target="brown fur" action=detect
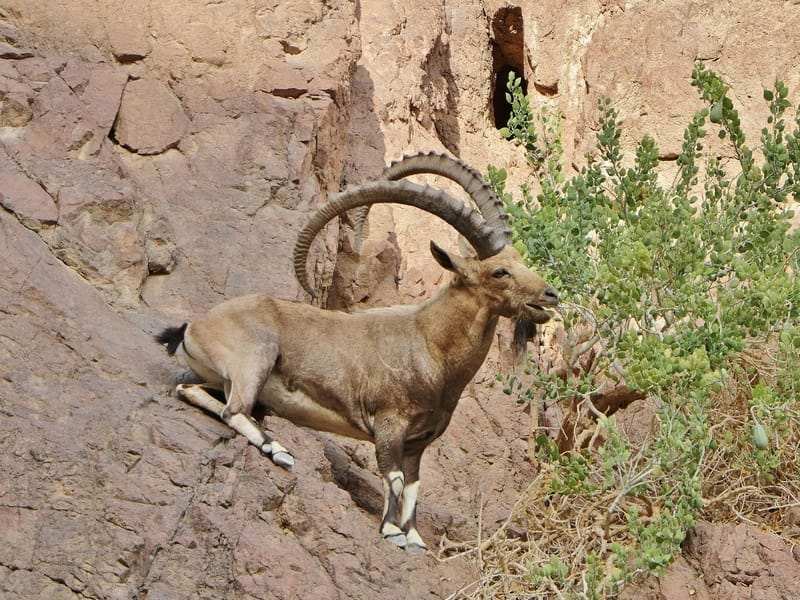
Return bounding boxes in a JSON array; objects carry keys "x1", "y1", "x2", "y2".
[{"x1": 162, "y1": 243, "x2": 558, "y2": 550}]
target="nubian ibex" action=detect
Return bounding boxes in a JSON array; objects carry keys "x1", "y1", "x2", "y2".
[{"x1": 156, "y1": 153, "x2": 559, "y2": 551}]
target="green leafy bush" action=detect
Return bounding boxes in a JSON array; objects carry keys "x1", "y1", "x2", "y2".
[{"x1": 462, "y1": 66, "x2": 800, "y2": 598}]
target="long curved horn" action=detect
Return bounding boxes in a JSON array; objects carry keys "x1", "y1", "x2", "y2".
[
  {"x1": 384, "y1": 151, "x2": 512, "y2": 240},
  {"x1": 350, "y1": 151, "x2": 513, "y2": 249},
  {"x1": 294, "y1": 180, "x2": 506, "y2": 296}
]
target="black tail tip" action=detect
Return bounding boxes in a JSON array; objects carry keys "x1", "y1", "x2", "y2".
[{"x1": 154, "y1": 323, "x2": 188, "y2": 355}]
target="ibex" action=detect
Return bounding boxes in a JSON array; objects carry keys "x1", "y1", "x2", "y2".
[{"x1": 155, "y1": 153, "x2": 559, "y2": 552}]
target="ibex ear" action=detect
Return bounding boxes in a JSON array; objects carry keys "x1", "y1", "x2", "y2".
[{"x1": 430, "y1": 241, "x2": 468, "y2": 276}]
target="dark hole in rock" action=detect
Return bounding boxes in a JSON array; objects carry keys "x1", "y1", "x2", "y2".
[
  {"x1": 490, "y1": 6, "x2": 526, "y2": 130},
  {"x1": 493, "y1": 65, "x2": 528, "y2": 129}
]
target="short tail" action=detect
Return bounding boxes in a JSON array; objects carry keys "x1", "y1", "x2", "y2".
[{"x1": 154, "y1": 323, "x2": 188, "y2": 355}]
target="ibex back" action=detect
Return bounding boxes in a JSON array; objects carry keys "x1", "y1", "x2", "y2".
[{"x1": 156, "y1": 153, "x2": 558, "y2": 552}]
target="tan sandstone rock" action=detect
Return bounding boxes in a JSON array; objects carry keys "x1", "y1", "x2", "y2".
[
  {"x1": 113, "y1": 78, "x2": 189, "y2": 155},
  {"x1": 624, "y1": 522, "x2": 800, "y2": 599},
  {"x1": 0, "y1": 166, "x2": 57, "y2": 224},
  {"x1": 104, "y1": 0, "x2": 151, "y2": 62}
]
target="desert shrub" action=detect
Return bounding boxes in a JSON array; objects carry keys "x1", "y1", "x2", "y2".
[{"x1": 444, "y1": 65, "x2": 800, "y2": 598}]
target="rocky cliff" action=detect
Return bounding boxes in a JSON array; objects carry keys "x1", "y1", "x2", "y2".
[{"x1": 1, "y1": 1, "x2": 798, "y2": 599}]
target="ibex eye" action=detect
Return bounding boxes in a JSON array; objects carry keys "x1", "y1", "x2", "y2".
[{"x1": 492, "y1": 268, "x2": 510, "y2": 278}]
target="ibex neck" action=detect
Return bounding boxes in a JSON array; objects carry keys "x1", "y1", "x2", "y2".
[{"x1": 417, "y1": 283, "x2": 498, "y2": 380}]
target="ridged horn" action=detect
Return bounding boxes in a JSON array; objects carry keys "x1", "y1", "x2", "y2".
[
  {"x1": 384, "y1": 151, "x2": 513, "y2": 243},
  {"x1": 294, "y1": 180, "x2": 507, "y2": 296},
  {"x1": 350, "y1": 151, "x2": 513, "y2": 253}
]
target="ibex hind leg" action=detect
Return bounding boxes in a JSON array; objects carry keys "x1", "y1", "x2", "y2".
[
  {"x1": 176, "y1": 383, "x2": 226, "y2": 415},
  {"x1": 221, "y1": 343, "x2": 295, "y2": 469},
  {"x1": 177, "y1": 343, "x2": 294, "y2": 470},
  {"x1": 375, "y1": 419, "x2": 409, "y2": 549},
  {"x1": 177, "y1": 383, "x2": 288, "y2": 467}
]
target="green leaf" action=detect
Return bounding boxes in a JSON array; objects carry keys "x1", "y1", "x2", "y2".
[
  {"x1": 763, "y1": 89, "x2": 774, "y2": 101},
  {"x1": 709, "y1": 102, "x2": 723, "y2": 124},
  {"x1": 751, "y1": 422, "x2": 769, "y2": 449}
]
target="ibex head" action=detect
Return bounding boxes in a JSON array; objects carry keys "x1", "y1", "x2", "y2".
[{"x1": 429, "y1": 242, "x2": 558, "y2": 323}]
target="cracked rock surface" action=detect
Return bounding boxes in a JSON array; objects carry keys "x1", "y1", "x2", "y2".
[{"x1": 112, "y1": 79, "x2": 189, "y2": 155}]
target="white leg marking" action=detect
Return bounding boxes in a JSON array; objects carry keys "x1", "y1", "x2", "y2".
[
  {"x1": 381, "y1": 521, "x2": 407, "y2": 548},
  {"x1": 177, "y1": 385, "x2": 226, "y2": 415},
  {"x1": 180, "y1": 386, "x2": 293, "y2": 468},
  {"x1": 400, "y1": 481, "x2": 420, "y2": 527},
  {"x1": 405, "y1": 528, "x2": 426, "y2": 548},
  {"x1": 381, "y1": 480, "x2": 390, "y2": 520},
  {"x1": 388, "y1": 470, "x2": 404, "y2": 497},
  {"x1": 381, "y1": 522, "x2": 403, "y2": 536},
  {"x1": 269, "y1": 440, "x2": 289, "y2": 455},
  {"x1": 381, "y1": 475, "x2": 406, "y2": 548},
  {"x1": 228, "y1": 413, "x2": 267, "y2": 447}
]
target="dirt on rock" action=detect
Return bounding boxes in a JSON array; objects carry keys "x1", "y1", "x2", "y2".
[
  {"x1": 623, "y1": 522, "x2": 800, "y2": 600},
  {"x1": 1, "y1": 1, "x2": 799, "y2": 599}
]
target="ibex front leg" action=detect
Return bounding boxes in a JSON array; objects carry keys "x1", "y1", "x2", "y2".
[
  {"x1": 374, "y1": 417, "x2": 409, "y2": 548},
  {"x1": 401, "y1": 447, "x2": 427, "y2": 553}
]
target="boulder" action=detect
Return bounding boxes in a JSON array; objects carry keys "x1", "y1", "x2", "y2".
[{"x1": 113, "y1": 78, "x2": 189, "y2": 155}]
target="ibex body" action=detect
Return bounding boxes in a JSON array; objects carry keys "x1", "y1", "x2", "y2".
[{"x1": 156, "y1": 154, "x2": 558, "y2": 551}]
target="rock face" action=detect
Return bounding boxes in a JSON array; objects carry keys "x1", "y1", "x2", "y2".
[
  {"x1": 1, "y1": 1, "x2": 799, "y2": 599},
  {"x1": 113, "y1": 79, "x2": 189, "y2": 155},
  {"x1": 0, "y1": 169, "x2": 57, "y2": 224},
  {"x1": 622, "y1": 522, "x2": 800, "y2": 599}
]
